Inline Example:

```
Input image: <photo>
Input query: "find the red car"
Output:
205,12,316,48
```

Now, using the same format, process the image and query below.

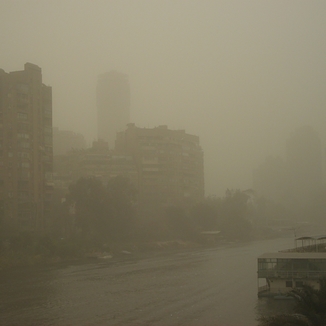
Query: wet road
0,237,295,326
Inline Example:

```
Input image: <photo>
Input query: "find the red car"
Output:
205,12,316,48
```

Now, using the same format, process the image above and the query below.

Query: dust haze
1,0,326,196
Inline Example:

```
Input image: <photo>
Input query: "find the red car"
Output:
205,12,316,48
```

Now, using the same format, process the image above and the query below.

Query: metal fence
258,270,326,279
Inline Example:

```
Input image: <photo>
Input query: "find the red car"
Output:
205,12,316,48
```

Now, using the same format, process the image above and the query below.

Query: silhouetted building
286,126,322,210
0,63,53,231
53,127,86,155
53,140,138,194
253,126,323,217
96,71,130,148
115,124,205,210
253,156,287,205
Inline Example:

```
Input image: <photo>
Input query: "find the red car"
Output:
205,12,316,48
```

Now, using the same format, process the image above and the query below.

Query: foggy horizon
1,0,326,196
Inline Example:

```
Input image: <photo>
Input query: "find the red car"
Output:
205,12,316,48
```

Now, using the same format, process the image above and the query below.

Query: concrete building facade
96,71,130,148
53,140,138,195
53,127,86,155
0,63,53,231
115,124,205,210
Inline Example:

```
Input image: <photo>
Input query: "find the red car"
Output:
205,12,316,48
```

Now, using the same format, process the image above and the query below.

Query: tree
259,313,312,326
290,279,326,326
190,196,221,231
164,205,196,240
258,279,326,326
66,176,137,242
219,189,252,240
67,177,107,239
105,176,137,241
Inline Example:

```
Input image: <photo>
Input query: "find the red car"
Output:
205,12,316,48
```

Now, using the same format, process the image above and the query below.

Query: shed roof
258,252,326,259
200,231,221,235
295,235,326,241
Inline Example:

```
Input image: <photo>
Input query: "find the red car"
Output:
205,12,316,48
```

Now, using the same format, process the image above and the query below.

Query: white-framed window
17,112,28,120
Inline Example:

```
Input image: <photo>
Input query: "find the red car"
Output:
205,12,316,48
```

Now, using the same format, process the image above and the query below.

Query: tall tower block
0,63,53,232
96,71,130,148
286,125,322,210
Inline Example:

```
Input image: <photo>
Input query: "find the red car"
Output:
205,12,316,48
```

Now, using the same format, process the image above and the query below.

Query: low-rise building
258,252,326,298
53,127,86,155
115,123,204,210
53,140,138,194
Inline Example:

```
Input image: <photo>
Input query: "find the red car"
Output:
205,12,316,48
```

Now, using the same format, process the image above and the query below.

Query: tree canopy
259,279,326,326
66,176,137,242
190,189,253,240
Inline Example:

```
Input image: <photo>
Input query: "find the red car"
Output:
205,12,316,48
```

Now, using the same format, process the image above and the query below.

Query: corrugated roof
200,231,221,235
258,252,326,259
295,235,326,241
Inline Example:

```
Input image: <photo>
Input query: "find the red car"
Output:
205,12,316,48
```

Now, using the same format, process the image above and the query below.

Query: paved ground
0,237,295,326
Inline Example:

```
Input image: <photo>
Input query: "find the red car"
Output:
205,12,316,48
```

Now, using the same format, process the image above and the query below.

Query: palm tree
290,279,326,326
259,313,312,326
258,279,326,326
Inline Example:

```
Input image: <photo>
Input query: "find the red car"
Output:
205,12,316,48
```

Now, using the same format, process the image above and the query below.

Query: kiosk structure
258,252,326,298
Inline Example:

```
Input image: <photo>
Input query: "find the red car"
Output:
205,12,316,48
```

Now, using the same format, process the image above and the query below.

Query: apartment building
0,63,53,231
115,124,205,210
53,140,138,194
53,127,86,155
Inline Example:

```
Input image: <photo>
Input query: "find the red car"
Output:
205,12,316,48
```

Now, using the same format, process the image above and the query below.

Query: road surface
0,237,296,326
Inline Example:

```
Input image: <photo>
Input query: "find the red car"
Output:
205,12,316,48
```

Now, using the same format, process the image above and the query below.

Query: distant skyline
1,1,326,196
253,125,323,213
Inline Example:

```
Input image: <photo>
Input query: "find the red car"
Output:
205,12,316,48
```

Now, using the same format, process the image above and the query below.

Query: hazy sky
1,0,326,196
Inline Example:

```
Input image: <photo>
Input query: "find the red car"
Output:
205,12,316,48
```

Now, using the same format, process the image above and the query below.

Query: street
0,237,296,326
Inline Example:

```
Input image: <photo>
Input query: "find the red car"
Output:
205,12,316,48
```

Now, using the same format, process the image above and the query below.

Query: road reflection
1,237,297,326
0,267,57,325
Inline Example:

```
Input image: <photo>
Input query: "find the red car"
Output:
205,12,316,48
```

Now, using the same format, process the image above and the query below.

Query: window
20,141,30,149
17,133,29,139
17,112,28,120
16,83,29,94
20,162,30,168
286,281,293,288
18,152,30,159
17,123,30,132
296,281,304,288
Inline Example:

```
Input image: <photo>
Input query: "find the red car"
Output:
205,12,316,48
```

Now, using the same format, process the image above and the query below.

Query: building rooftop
258,252,326,259
295,235,326,240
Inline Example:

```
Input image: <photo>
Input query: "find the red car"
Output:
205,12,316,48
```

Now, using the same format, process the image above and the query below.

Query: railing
258,284,269,293
258,270,326,279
